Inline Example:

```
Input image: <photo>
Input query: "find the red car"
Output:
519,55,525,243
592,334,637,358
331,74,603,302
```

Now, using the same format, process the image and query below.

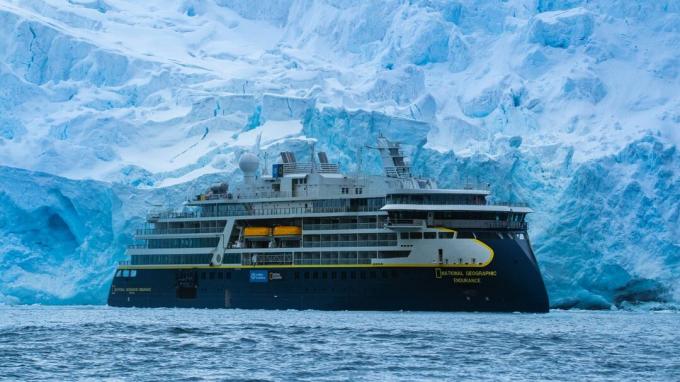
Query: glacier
0,0,679,308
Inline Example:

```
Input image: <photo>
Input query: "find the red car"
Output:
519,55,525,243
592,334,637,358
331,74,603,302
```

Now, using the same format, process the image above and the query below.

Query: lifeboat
273,226,302,236
243,227,272,237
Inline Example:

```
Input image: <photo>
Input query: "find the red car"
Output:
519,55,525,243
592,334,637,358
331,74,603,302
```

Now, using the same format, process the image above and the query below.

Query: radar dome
239,152,259,174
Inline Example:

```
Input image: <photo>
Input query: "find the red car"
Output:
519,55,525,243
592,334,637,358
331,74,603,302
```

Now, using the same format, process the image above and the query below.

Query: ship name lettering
453,278,481,284
124,288,152,293
440,270,464,277
465,270,497,277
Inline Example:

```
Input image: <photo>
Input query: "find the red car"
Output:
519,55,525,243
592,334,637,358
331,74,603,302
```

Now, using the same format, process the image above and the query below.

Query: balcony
431,219,527,230
384,219,426,230
303,222,382,230
150,206,384,220
303,240,398,248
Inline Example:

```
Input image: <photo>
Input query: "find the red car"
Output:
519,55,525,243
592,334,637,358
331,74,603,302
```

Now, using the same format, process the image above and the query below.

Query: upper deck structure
111,134,548,312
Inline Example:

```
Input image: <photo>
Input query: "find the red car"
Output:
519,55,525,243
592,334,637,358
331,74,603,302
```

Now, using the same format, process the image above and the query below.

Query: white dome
239,152,259,174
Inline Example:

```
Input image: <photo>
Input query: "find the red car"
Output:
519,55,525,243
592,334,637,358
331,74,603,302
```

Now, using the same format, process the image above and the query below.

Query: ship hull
108,238,549,313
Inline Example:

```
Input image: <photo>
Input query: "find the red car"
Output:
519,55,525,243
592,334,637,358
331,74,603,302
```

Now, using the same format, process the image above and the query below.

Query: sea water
0,306,678,381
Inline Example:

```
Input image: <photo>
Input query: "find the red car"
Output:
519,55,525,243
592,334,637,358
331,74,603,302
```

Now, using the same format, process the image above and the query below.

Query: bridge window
130,270,137,278
424,232,436,239
122,270,130,277
409,232,422,239
439,232,454,239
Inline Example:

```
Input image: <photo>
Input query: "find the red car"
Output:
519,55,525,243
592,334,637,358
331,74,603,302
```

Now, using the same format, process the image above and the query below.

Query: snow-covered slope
0,0,678,308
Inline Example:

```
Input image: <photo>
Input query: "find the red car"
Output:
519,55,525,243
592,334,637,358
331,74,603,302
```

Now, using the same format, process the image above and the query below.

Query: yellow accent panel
244,227,271,237
273,226,302,236
434,226,458,233
473,239,495,267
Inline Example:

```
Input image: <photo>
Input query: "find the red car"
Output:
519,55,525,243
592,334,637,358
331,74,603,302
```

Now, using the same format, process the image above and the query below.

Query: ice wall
0,0,678,308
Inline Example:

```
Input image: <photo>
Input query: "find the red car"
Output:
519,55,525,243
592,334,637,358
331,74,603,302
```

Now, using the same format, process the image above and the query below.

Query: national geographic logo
435,268,497,283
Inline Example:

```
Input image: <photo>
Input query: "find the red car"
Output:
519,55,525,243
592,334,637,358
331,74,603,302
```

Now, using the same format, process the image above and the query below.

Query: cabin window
313,272,319,279
400,232,409,239
439,232,454,239
130,270,137,278
122,270,130,278
115,270,122,277
341,271,347,280
218,272,223,280
331,272,337,280
322,272,328,280
294,272,300,280
209,272,215,280
424,232,436,239
304,272,310,279
409,232,422,240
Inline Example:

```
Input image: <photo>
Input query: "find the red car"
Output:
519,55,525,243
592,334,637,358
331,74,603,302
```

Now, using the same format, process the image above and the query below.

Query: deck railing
303,222,382,230
303,240,398,248
431,219,527,230
135,227,225,235
151,206,383,220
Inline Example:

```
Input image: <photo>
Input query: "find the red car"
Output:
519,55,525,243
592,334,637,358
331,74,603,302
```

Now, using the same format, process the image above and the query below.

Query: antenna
310,140,317,173
262,152,269,175
356,146,363,178
255,132,262,153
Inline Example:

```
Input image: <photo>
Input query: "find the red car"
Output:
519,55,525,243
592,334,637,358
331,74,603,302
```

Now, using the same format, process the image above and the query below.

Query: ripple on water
0,307,679,381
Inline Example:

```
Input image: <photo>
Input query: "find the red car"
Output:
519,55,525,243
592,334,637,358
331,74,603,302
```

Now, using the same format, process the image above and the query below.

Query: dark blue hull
108,238,549,312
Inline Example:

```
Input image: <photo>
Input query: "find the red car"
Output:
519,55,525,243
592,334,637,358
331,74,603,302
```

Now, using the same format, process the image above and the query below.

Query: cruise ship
108,135,549,312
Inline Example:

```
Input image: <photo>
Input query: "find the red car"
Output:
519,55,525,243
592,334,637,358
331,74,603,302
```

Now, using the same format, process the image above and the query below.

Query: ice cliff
0,0,678,308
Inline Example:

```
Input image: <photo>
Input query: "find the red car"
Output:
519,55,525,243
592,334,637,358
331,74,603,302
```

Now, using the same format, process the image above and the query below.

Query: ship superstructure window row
146,237,220,249
387,194,485,205
131,254,214,265
241,250,410,266
197,197,385,218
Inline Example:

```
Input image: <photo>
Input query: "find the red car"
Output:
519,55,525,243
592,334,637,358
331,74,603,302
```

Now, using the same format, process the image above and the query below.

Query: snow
529,7,595,48
0,0,678,308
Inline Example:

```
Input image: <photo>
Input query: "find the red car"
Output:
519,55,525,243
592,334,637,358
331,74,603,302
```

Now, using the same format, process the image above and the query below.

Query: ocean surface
0,307,678,381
